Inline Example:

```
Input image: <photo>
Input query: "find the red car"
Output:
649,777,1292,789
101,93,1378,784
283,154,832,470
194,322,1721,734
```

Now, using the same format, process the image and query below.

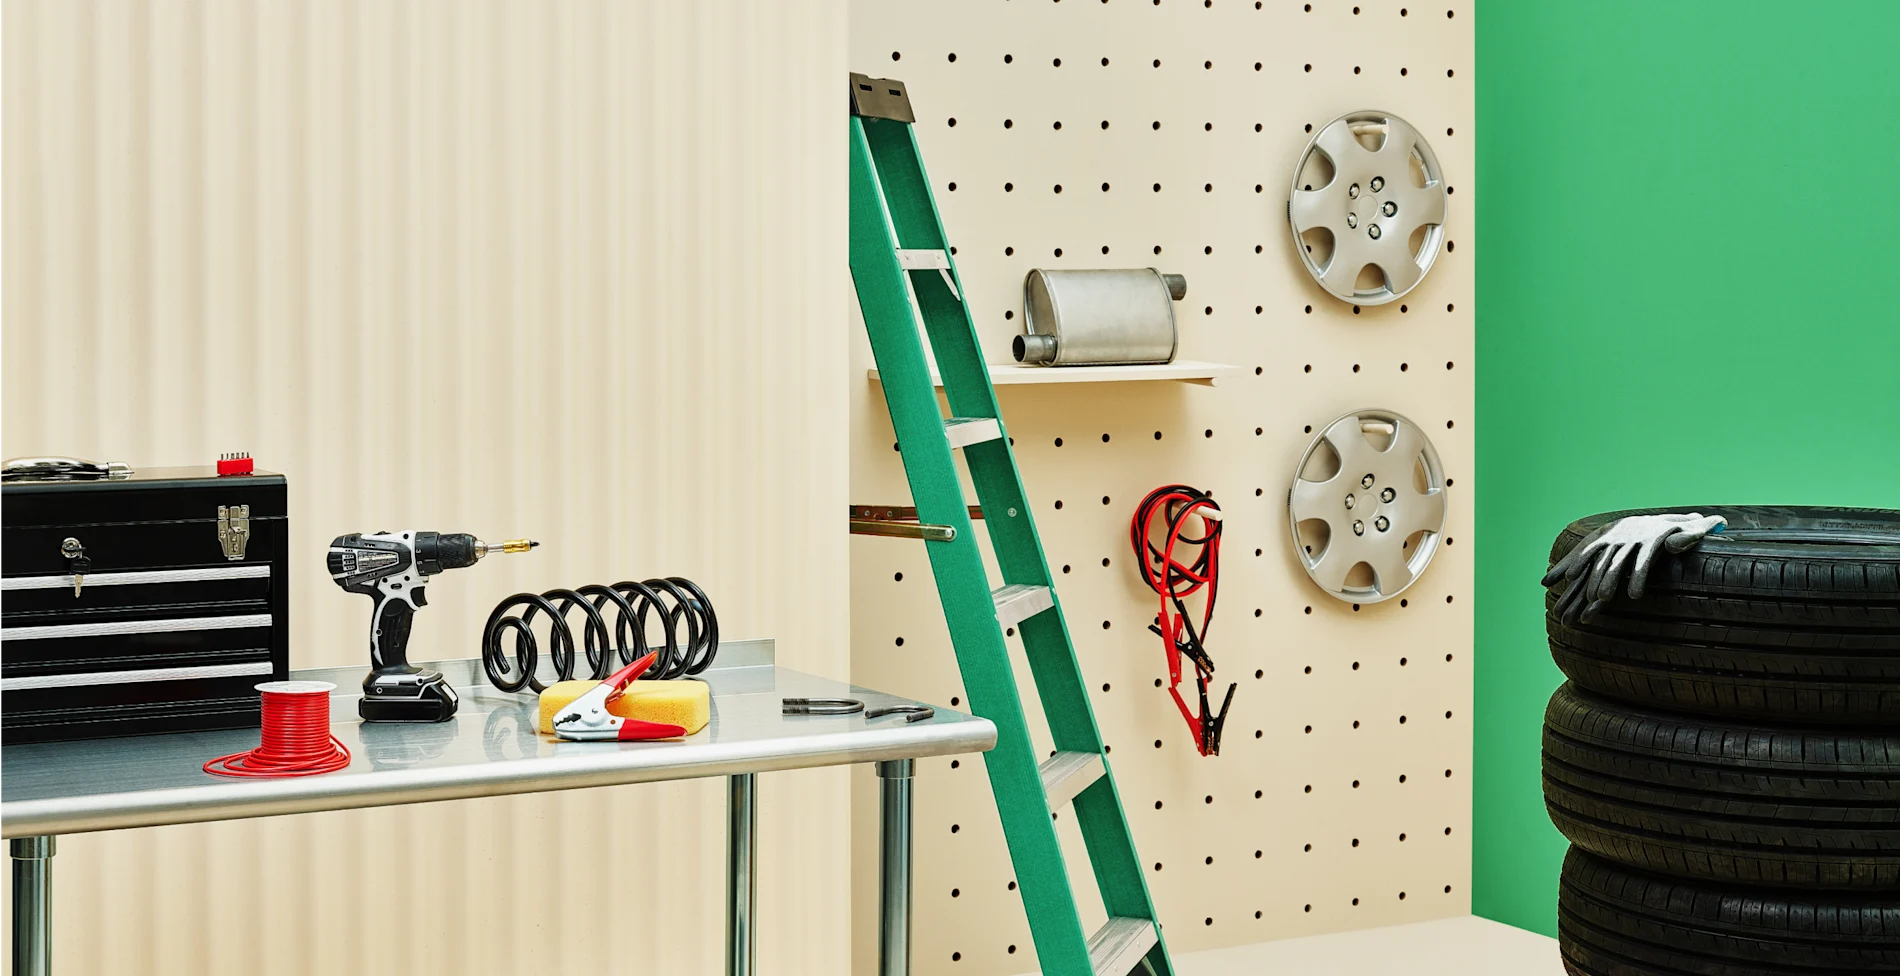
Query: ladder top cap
850,73,915,124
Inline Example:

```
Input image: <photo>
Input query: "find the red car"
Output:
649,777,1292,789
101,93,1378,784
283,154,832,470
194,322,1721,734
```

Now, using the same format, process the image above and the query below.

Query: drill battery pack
2,466,290,744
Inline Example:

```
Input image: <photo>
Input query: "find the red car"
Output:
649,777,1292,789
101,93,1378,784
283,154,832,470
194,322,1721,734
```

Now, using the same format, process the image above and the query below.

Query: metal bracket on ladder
896,249,962,301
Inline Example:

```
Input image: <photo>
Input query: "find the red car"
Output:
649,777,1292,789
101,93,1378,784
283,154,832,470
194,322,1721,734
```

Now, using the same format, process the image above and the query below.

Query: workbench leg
727,773,757,976
11,836,54,976
877,759,914,976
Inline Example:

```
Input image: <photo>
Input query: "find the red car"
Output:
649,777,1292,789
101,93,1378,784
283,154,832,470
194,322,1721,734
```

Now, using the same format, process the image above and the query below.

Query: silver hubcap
1287,111,1448,306
1287,409,1448,603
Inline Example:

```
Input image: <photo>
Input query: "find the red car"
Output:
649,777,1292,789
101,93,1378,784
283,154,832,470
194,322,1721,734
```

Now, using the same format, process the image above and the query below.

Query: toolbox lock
217,505,251,561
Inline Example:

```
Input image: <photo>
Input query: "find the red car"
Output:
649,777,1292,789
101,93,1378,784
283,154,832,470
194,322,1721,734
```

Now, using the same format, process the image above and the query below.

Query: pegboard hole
952,952,961,961
1400,67,1408,76
895,637,905,647
1354,66,1361,75
1155,739,1163,748
1102,620,1111,629
1303,64,1312,73
951,824,960,833
1352,838,1360,846
1399,715,1408,724
1054,500,1064,510
948,117,957,127
1102,683,1110,692
1304,606,1312,614
1004,53,1013,63
1304,905,1313,913
892,51,902,61
1305,305,1313,313
1053,121,1063,130
951,696,960,706
1004,182,1014,192
1304,726,1312,734
1102,433,1112,442
1102,557,1111,566
951,888,960,897
1009,881,1017,890
951,759,960,768
1399,774,1407,783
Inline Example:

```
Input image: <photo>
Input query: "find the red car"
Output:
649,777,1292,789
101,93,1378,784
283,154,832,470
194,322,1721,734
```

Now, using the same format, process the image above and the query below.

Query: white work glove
1543,513,1726,625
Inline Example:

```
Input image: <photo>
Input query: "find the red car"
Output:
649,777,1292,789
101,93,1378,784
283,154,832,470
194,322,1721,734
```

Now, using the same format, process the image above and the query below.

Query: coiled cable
482,577,717,693
203,681,351,777
1130,485,1235,756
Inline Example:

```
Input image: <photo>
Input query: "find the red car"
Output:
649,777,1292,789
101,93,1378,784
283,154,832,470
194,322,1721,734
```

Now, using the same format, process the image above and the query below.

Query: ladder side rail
867,120,1174,974
850,117,1097,976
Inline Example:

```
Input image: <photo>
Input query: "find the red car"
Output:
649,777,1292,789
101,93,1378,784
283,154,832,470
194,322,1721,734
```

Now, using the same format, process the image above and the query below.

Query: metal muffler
1013,269,1187,366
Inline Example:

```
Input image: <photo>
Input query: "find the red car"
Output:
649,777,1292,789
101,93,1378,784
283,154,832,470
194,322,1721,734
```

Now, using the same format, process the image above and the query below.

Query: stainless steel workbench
0,640,997,976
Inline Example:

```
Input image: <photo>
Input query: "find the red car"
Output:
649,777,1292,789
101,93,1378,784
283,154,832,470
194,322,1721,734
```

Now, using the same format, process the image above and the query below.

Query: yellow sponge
537,678,711,736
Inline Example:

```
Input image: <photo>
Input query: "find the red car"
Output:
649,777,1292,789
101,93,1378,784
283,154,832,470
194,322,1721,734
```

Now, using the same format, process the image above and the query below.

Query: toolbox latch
217,505,251,561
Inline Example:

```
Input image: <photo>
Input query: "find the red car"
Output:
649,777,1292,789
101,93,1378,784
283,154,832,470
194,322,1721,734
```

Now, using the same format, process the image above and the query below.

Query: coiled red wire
203,682,352,778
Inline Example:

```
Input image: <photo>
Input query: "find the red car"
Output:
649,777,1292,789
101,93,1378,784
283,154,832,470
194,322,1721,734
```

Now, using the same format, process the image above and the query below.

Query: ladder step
943,417,1002,449
991,583,1054,629
1038,751,1106,810
1088,917,1160,976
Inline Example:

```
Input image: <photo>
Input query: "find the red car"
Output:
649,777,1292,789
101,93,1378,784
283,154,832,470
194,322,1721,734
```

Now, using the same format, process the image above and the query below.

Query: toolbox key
60,536,90,597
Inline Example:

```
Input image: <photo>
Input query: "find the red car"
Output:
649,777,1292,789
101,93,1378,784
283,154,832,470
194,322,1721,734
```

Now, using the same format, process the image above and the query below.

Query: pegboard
845,2,1474,973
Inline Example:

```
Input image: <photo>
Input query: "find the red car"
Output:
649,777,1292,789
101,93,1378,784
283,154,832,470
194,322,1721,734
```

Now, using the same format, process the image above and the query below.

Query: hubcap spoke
1367,541,1414,595
1379,256,1423,295
1291,186,1342,234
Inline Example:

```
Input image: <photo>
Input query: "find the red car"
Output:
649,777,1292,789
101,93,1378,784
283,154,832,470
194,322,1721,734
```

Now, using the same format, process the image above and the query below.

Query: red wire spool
203,681,352,778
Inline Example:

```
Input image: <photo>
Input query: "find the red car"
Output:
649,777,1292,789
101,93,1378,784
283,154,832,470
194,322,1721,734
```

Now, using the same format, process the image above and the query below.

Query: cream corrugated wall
2,2,847,973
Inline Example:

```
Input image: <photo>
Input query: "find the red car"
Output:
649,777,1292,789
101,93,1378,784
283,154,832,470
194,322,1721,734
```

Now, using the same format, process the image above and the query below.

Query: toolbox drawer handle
0,661,275,691
1,613,273,641
1,565,272,591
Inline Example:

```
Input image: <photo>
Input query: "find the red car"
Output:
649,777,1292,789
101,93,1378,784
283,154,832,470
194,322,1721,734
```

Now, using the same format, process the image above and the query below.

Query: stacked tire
1541,506,1900,975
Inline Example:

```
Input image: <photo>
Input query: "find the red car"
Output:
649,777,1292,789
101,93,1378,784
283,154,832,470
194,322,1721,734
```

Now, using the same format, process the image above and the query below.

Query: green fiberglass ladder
847,73,1173,976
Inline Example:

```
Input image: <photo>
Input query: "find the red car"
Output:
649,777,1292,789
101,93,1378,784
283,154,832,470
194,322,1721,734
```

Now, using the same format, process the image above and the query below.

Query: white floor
1173,916,1564,976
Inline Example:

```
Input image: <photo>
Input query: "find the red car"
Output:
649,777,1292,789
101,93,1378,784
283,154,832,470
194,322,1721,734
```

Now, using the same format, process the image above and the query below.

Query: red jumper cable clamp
1131,484,1236,756
551,651,690,741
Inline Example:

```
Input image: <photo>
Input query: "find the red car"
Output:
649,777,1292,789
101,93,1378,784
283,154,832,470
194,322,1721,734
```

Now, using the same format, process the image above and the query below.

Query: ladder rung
1088,917,1159,976
943,417,1002,449
991,583,1054,628
1039,751,1105,810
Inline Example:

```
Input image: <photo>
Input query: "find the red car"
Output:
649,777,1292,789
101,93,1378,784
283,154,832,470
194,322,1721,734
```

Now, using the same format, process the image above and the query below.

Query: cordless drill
327,531,538,722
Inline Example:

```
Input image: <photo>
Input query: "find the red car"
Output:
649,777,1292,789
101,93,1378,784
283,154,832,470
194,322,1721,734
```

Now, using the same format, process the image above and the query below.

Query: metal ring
1287,110,1447,306
482,592,572,693
1287,409,1447,603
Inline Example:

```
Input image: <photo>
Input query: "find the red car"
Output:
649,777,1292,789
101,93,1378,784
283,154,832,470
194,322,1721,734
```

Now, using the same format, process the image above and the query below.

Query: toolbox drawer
2,466,290,744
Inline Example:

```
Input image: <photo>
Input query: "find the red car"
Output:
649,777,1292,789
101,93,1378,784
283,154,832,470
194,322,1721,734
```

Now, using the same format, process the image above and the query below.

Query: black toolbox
2,466,289,743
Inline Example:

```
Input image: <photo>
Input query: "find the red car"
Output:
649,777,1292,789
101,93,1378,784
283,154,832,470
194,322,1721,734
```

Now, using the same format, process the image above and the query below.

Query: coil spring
481,577,717,693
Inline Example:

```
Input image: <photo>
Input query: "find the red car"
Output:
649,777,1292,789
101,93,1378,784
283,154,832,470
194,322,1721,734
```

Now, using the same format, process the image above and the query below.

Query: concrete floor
1174,916,1563,976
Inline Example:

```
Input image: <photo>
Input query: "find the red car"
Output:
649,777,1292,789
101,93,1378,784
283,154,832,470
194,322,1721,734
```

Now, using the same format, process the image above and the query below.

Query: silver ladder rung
1088,917,1159,976
991,583,1054,629
1039,751,1105,811
894,248,961,299
943,417,1002,449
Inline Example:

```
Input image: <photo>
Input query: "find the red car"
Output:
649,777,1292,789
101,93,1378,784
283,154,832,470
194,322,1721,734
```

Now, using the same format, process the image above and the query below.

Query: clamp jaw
552,652,689,742
1150,607,1235,756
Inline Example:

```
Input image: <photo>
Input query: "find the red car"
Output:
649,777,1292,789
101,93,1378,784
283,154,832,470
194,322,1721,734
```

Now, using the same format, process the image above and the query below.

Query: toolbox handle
2,457,133,481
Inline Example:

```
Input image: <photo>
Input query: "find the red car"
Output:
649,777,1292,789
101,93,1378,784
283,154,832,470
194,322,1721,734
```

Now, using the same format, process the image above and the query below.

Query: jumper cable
1130,484,1236,756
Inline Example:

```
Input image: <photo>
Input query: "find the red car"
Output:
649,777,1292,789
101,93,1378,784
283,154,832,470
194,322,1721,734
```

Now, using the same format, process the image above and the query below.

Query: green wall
1473,1,1900,937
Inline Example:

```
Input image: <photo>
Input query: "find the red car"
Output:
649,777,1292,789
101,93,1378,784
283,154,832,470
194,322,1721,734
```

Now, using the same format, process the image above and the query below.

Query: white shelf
869,359,1239,388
